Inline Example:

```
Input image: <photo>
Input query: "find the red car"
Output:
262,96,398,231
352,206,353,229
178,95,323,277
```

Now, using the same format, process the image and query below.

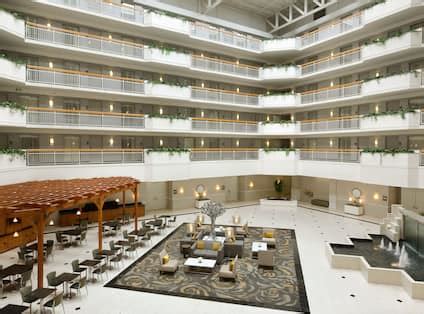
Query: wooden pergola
0,176,140,288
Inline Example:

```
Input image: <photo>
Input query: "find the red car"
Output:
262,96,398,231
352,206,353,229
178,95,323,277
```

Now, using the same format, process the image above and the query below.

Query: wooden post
37,211,45,289
134,185,138,231
95,196,105,253
122,190,126,219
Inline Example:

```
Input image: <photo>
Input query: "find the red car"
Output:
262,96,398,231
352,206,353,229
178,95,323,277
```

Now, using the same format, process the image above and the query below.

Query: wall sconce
159,139,163,146
266,115,270,121
13,231,19,238
159,76,163,82
375,104,379,113
49,137,55,146
329,139,333,147
348,196,353,202
179,187,184,194
48,61,53,68
215,184,220,191
200,111,204,118
109,137,114,146
330,110,334,117
374,138,379,147
373,193,379,200
159,108,163,115
76,209,81,216
48,99,54,108
330,81,334,87
109,70,114,77
290,140,294,147
236,113,239,120
330,51,334,57
375,72,380,78
236,140,239,147
266,91,270,95
200,53,204,58
248,181,254,188
109,104,114,112
236,60,239,65
236,87,240,93
108,34,112,40
12,217,19,223
201,82,205,88
266,140,270,147
47,23,51,28
49,219,54,226
200,139,204,147
359,199,363,204
290,115,294,121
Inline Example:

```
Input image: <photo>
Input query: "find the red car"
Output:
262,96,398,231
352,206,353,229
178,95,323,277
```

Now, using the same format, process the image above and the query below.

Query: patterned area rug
106,224,309,313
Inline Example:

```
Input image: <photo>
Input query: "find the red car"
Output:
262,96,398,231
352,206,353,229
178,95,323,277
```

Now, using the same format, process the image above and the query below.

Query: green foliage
0,147,25,158
0,51,26,65
364,28,412,46
0,100,26,112
263,90,294,96
260,120,295,125
146,8,190,22
361,147,414,156
274,179,283,194
146,147,190,155
362,108,416,120
147,42,191,55
262,63,297,69
362,70,420,83
263,148,296,156
150,80,189,87
148,113,188,121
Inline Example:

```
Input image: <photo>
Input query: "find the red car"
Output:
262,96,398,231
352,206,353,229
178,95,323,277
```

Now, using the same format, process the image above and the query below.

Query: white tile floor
1,204,423,314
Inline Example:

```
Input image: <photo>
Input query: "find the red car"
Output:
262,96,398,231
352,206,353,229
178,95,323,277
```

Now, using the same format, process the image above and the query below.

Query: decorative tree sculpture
200,201,226,239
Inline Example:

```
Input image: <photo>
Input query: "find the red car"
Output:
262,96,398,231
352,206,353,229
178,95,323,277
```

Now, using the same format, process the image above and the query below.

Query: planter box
145,82,191,99
144,12,190,34
260,66,300,80
259,150,297,175
362,31,423,60
0,107,26,126
360,112,420,130
144,48,190,67
259,122,298,134
363,0,415,24
259,199,298,207
144,151,190,164
362,72,422,96
262,38,299,51
145,117,191,131
259,94,300,108
0,154,26,169
0,9,25,38
360,153,381,166
0,58,25,82
381,153,419,168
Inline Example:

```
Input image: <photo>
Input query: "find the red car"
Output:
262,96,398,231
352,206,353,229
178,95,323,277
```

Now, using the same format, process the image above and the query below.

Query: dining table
146,219,163,227
62,228,82,245
0,304,29,314
79,259,100,282
0,264,32,291
159,215,171,225
100,249,116,269
25,287,55,313
54,272,79,299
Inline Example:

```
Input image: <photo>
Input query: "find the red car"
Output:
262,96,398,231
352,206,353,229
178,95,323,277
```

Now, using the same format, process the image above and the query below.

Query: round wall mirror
195,184,205,194
352,188,361,199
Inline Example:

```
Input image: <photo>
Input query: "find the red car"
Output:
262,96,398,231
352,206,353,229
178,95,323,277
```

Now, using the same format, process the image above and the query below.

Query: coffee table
184,258,216,273
251,241,267,258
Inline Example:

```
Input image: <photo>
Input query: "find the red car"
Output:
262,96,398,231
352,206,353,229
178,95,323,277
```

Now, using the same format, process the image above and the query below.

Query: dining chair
43,292,65,313
110,252,124,268
70,276,88,297
76,231,87,245
20,286,34,312
93,264,108,282
20,270,32,288
71,259,87,278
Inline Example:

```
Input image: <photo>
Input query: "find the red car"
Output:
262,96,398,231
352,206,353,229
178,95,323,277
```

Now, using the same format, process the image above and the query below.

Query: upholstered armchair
219,255,238,281
262,228,276,247
236,223,249,237
159,250,178,274
258,250,275,268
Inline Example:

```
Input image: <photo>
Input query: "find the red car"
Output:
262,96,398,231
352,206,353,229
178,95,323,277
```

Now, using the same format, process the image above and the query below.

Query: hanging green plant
361,147,414,155
148,113,188,121
0,100,26,112
362,108,416,120
0,52,27,65
0,148,25,158
260,120,296,125
264,148,296,156
146,147,190,155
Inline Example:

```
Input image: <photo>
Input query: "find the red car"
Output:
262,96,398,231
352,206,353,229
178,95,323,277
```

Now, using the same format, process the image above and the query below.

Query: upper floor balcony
3,147,424,188
20,0,423,57
300,81,362,105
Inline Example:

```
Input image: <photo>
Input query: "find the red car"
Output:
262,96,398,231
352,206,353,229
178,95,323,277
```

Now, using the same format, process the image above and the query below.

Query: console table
344,204,364,216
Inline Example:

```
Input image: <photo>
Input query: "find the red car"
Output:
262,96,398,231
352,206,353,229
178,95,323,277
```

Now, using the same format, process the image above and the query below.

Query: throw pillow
212,242,220,251
264,231,273,238
162,254,170,264
197,241,205,249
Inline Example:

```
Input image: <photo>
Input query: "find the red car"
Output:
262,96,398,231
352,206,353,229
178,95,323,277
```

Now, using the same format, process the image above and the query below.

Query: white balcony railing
191,55,259,78
25,23,144,59
300,116,360,132
191,87,259,106
190,22,262,51
191,118,258,133
26,149,144,166
301,12,362,47
26,108,145,129
46,0,144,24
301,48,361,75
190,149,259,161
26,66,145,94
299,149,360,163
300,82,362,104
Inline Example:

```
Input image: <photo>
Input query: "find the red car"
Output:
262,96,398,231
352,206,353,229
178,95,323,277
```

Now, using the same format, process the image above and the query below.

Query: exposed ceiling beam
267,0,338,34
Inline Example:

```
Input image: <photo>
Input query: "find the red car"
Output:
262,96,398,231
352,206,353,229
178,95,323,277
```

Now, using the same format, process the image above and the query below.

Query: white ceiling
222,0,294,17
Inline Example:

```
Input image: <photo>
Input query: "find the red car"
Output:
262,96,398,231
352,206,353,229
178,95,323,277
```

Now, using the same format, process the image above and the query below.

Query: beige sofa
190,240,224,264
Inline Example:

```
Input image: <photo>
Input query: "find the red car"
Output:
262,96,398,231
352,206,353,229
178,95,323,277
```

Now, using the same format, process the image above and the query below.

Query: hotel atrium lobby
1,0,424,313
